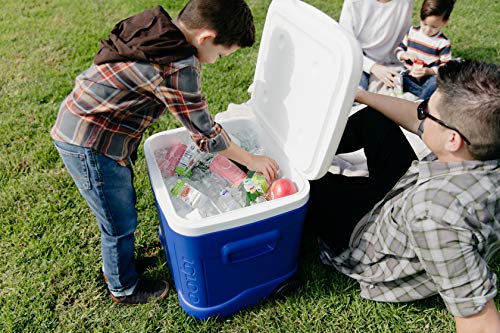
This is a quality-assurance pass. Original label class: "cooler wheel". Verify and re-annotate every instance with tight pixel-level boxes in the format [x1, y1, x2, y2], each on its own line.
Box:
[270, 275, 301, 300]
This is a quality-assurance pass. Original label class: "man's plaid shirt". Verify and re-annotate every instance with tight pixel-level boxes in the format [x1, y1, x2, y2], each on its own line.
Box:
[51, 56, 230, 166]
[321, 154, 500, 317]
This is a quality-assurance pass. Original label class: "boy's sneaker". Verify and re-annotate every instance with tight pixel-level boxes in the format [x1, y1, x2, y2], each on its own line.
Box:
[110, 279, 169, 305]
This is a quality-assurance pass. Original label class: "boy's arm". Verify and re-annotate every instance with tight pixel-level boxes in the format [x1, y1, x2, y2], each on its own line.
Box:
[355, 89, 421, 134]
[431, 40, 452, 74]
[455, 300, 500, 333]
[152, 60, 279, 182]
[395, 29, 410, 61]
[218, 141, 278, 183]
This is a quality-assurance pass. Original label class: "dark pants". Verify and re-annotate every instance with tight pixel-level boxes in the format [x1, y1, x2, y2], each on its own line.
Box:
[306, 107, 417, 254]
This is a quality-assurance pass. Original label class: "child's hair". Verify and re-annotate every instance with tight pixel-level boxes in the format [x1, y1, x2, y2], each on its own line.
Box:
[178, 0, 255, 48]
[420, 0, 455, 21]
[436, 60, 500, 160]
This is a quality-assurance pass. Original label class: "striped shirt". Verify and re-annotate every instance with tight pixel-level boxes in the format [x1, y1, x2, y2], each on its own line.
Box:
[51, 56, 230, 166]
[395, 26, 452, 73]
[321, 154, 500, 317]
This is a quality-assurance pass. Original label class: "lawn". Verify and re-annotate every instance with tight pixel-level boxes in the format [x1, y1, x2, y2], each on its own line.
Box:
[0, 0, 498, 332]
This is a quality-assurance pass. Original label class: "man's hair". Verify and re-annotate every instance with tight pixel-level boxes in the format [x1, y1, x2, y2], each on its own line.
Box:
[420, 0, 455, 21]
[436, 60, 500, 160]
[178, 0, 255, 48]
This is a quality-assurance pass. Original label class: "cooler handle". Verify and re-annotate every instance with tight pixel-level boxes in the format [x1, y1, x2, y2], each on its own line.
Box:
[221, 230, 280, 264]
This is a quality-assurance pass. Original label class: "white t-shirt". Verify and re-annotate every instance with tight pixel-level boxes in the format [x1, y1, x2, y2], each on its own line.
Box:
[339, 0, 413, 73]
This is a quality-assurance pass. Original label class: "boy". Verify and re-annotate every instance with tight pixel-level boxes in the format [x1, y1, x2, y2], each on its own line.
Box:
[51, 0, 278, 305]
[395, 0, 455, 100]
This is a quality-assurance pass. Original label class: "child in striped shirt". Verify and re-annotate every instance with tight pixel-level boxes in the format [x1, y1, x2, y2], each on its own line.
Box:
[395, 0, 455, 100]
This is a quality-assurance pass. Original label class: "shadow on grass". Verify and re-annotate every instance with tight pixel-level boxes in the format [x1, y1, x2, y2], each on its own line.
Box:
[298, 224, 500, 317]
[295, 227, 450, 313]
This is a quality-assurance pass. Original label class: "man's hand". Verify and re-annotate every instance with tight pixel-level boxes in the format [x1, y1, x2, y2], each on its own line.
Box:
[370, 63, 400, 88]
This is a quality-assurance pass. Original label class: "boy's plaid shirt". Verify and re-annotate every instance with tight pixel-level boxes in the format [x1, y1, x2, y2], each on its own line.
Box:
[321, 155, 500, 317]
[51, 56, 230, 166]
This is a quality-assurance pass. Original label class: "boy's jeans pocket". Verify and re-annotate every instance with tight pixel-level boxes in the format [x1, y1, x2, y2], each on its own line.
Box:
[53, 140, 91, 190]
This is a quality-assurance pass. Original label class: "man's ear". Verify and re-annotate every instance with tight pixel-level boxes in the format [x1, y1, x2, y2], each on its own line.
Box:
[444, 131, 463, 152]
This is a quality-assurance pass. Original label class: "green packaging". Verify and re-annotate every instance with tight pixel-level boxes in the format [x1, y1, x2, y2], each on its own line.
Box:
[242, 172, 269, 205]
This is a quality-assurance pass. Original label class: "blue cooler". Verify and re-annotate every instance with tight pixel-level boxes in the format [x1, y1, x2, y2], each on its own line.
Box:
[144, 0, 361, 320]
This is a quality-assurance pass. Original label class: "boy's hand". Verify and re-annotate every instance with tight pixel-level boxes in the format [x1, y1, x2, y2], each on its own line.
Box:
[218, 140, 279, 183]
[247, 155, 279, 184]
[400, 52, 418, 63]
[410, 67, 427, 78]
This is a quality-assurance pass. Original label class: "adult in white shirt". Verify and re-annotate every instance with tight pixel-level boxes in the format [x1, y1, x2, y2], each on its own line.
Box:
[339, 0, 413, 90]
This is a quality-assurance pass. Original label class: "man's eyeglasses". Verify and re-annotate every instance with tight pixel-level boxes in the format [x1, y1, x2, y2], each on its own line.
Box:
[417, 98, 471, 145]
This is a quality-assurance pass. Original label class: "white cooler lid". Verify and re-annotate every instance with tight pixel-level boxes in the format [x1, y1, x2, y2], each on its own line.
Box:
[247, 0, 362, 180]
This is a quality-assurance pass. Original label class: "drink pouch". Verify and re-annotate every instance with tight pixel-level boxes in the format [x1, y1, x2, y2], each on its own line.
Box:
[158, 143, 187, 176]
[175, 143, 205, 178]
[209, 155, 247, 187]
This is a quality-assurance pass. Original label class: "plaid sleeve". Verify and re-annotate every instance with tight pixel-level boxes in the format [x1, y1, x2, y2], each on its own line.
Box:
[405, 190, 497, 317]
[147, 59, 231, 153]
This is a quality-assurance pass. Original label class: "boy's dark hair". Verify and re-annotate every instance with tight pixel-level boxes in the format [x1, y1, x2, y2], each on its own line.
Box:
[420, 0, 455, 21]
[436, 60, 500, 160]
[178, 0, 255, 48]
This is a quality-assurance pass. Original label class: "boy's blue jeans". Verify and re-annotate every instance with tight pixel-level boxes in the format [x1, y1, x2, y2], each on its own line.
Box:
[53, 140, 138, 297]
[402, 71, 437, 100]
[358, 71, 370, 90]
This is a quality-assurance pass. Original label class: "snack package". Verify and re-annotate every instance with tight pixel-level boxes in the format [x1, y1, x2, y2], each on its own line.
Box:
[242, 172, 270, 204]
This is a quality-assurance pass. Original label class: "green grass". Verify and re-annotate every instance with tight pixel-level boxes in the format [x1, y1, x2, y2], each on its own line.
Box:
[0, 0, 498, 332]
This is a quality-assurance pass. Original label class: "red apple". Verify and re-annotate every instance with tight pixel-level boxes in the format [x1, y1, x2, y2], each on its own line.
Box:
[267, 177, 297, 200]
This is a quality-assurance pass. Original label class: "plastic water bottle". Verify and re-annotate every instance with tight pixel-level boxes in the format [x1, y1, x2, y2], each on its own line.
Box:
[170, 178, 221, 218]
[228, 128, 265, 155]
[214, 187, 244, 212]
[201, 173, 244, 213]
[393, 75, 403, 97]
